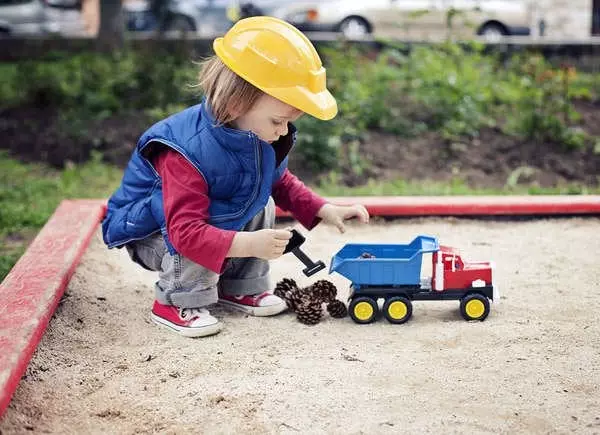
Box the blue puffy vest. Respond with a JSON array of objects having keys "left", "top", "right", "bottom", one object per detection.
[{"left": 101, "top": 100, "right": 294, "bottom": 254}]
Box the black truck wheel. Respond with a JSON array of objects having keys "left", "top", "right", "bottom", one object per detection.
[
  {"left": 460, "top": 293, "right": 490, "bottom": 321},
  {"left": 348, "top": 297, "right": 378, "bottom": 324},
  {"left": 383, "top": 296, "right": 412, "bottom": 324}
]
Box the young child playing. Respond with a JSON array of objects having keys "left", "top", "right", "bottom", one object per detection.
[{"left": 101, "top": 16, "right": 369, "bottom": 338}]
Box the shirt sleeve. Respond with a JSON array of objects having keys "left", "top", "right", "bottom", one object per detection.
[
  {"left": 272, "top": 168, "right": 327, "bottom": 230},
  {"left": 153, "top": 149, "right": 236, "bottom": 274}
]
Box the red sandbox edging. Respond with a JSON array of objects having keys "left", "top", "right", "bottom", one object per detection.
[{"left": 0, "top": 200, "right": 106, "bottom": 416}]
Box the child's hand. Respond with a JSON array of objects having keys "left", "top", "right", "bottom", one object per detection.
[
  {"left": 250, "top": 228, "right": 293, "bottom": 260},
  {"left": 317, "top": 203, "right": 370, "bottom": 233}
]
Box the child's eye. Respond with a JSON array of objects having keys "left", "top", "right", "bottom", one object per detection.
[{"left": 272, "top": 119, "right": 284, "bottom": 126}]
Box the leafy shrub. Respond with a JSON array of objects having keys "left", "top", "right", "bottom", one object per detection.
[
  {"left": 499, "top": 54, "right": 587, "bottom": 149},
  {"left": 2, "top": 50, "right": 199, "bottom": 117},
  {"left": 1, "top": 43, "right": 597, "bottom": 171}
]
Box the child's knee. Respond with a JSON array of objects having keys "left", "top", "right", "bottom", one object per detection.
[{"left": 126, "top": 236, "right": 166, "bottom": 271}]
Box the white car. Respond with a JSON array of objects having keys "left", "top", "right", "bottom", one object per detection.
[
  {"left": 241, "top": 0, "right": 532, "bottom": 40},
  {"left": 125, "top": 0, "right": 233, "bottom": 36},
  {"left": 0, "top": 0, "right": 60, "bottom": 36}
]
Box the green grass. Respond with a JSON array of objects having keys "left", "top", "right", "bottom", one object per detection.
[
  {"left": 1, "top": 153, "right": 598, "bottom": 281},
  {"left": 0, "top": 151, "right": 122, "bottom": 280},
  {"left": 315, "top": 173, "right": 600, "bottom": 196}
]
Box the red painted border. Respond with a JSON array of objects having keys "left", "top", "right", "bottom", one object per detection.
[
  {"left": 1, "top": 195, "right": 599, "bottom": 416},
  {"left": 275, "top": 195, "right": 600, "bottom": 217},
  {"left": 0, "top": 200, "right": 106, "bottom": 417}
]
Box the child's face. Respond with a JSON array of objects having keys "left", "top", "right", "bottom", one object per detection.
[{"left": 232, "top": 94, "right": 303, "bottom": 143}]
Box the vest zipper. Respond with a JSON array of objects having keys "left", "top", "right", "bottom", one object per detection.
[{"left": 210, "top": 133, "right": 262, "bottom": 223}]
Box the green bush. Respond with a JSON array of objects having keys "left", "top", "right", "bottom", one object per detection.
[
  {"left": 499, "top": 54, "right": 588, "bottom": 149},
  {"left": 0, "top": 44, "right": 597, "bottom": 172},
  {"left": 2, "top": 51, "right": 199, "bottom": 117},
  {"left": 322, "top": 41, "right": 595, "bottom": 146},
  {"left": 293, "top": 115, "right": 342, "bottom": 172}
]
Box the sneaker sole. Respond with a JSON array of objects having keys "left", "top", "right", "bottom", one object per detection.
[
  {"left": 218, "top": 299, "right": 288, "bottom": 317},
  {"left": 150, "top": 313, "right": 222, "bottom": 338}
]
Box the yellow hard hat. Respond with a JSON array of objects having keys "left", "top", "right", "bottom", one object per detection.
[{"left": 213, "top": 16, "right": 338, "bottom": 121}]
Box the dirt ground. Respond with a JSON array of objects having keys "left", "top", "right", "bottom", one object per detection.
[
  {"left": 1, "top": 217, "right": 600, "bottom": 434},
  {"left": 2, "top": 99, "right": 600, "bottom": 190}
]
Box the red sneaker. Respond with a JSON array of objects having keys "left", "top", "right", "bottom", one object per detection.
[
  {"left": 218, "top": 292, "right": 287, "bottom": 317},
  {"left": 151, "top": 301, "right": 222, "bottom": 337}
]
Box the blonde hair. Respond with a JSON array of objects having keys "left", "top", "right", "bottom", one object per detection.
[{"left": 198, "top": 56, "right": 263, "bottom": 125}]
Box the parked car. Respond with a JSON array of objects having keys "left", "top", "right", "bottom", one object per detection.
[
  {"left": 124, "top": 0, "right": 233, "bottom": 36},
  {"left": 43, "top": 0, "right": 88, "bottom": 36},
  {"left": 0, "top": 0, "right": 60, "bottom": 36},
  {"left": 238, "top": 0, "right": 532, "bottom": 40}
]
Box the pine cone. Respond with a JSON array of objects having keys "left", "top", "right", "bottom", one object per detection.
[
  {"left": 296, "top": 301, "right": 323, "bottom": 325},
  {"left": 288, "top": 287, "right": 313, "bottom": 312},
  {"left": 310, "top": 280, "right": 338, "bottom": 304},
  {"left": 327, "top": 300, "right": 348, "bottom": 318},
  {"left": 274, "top": 278, "right": 299, "bottom": 309}
]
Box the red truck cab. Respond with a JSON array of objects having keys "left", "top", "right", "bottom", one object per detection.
[{"left": 432, "top": 246, "right": 494, "bottom": 292}]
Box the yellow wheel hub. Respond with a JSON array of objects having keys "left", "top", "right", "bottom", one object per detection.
[
  {"left": 354, "top": 301, "right": 374, "bottom": 321},
  {"left": 465, "top": 299, "right": 485, "bottom": 319},
  {"left": 388, "top": 301, "right": 407, "bottom": 320}
]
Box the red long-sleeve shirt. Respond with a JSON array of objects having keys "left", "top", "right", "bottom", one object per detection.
[{"left": 153, "top": 149, "right": 326, "bottom": 273}]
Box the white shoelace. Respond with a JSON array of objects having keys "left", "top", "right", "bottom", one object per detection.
[{"left": 179, "top": 307, "right": 207, "bottom": 320}]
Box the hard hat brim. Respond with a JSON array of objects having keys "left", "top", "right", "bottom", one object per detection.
[
  {"left": 264, "top": 86, "right": 338, "bottom": 121},
  {"left": 213, "top": 38, "right": 338, "bottom": 121}
]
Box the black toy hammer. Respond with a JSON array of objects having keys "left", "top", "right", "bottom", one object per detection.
[{"left": 283, "top": 229, "right": 326, "bottom": 277}]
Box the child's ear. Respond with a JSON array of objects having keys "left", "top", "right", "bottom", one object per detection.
[{"left": 226, "top": 103, "right": 242, "bottom": 120}]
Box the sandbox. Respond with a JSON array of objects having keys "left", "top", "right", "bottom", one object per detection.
[{"left": 1, "top": 209, "right": 599, "bottom": 433}]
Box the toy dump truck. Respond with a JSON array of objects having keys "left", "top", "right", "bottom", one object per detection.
[{"left": 329, "top": 235, "right": 498, "bottom": 324}]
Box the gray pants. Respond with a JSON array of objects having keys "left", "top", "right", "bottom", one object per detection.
[{"left": 126, "top": 198, "right": 275, "bottom": 309}]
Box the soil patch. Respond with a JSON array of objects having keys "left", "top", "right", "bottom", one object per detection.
[{"left": 1, "top": 100, "right": 599, "bottom": 189}]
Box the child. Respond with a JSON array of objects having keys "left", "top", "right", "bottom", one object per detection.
[{"left": 102, "top": 16, "right": 369, "bottom": 338}]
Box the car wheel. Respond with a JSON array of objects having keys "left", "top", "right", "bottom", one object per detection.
[
  {"left": 339, "top": 16, "right": 370, "bottom": 39},
  {"left": 478, "top": 22, "right": 507, "bottom": 42}
]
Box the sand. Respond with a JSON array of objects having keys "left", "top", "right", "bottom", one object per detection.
[{"left": 1, "top": 217, "right": 600, "bottom": 434}]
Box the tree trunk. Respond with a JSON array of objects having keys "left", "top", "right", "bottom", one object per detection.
[{"left": 97, "top": 0, "right": 124, "bottom": 50}]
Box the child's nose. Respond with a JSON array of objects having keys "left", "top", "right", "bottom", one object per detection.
[{"left": 279, "top": 123, "right": 288, "bottom": 137}]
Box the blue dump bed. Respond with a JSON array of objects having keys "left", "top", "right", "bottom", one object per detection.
[{"left": 329, "top": 235, "right": 439, "bottom": 287}]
